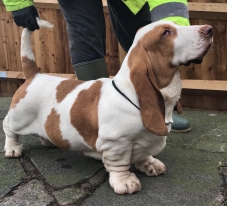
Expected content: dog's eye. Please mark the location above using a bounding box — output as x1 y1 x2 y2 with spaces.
162 30 171 38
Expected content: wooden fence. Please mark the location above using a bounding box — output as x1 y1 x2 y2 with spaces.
180 0 227 110
1 0 227 110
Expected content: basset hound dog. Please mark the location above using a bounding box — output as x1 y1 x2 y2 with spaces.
3 19 213 194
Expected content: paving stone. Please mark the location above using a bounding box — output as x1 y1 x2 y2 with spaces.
189 124 227 153
53 187 87 205
168 110 227 151
0 155 26 198
82 145 225 206
89 169 108 186
219 166 227 176
0 97 11 119
28 147 104 188
0 180 54 206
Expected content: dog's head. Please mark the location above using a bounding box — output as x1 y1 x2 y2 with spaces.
128 21 213 136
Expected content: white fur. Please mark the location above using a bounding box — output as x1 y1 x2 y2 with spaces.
21 18 53 60
161 70 181 124
3 20 212 194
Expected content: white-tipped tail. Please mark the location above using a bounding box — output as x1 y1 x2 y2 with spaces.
21 28 34 60
21 18 54 60
21 18 54 79
37 18 54 29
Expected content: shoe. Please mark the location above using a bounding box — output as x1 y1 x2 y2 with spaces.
171 113 191 133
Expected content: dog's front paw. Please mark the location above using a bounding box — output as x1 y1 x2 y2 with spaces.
109 172 141 194
135 156 166 176
4 144 23 158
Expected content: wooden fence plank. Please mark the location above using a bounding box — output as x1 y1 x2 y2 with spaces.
2 71 227 94
1 8 10 72
0 6 6 72
12 21 23 72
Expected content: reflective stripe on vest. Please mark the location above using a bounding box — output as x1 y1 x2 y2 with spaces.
162 16 190 26
150 2 189 22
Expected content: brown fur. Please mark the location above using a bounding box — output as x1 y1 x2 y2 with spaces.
44 108 71 150
10 57 38 109
129 24 178 136
56 79 84 103
21 56 39 79
10 79 32 109
70 81 103 150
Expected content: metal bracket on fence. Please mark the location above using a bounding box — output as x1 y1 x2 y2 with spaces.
0 71 6 82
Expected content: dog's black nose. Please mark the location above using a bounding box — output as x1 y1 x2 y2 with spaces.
200 25 213 37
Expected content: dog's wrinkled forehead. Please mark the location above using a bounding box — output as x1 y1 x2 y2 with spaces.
134 20 177 43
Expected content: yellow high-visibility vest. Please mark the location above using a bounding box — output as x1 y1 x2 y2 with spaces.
3 0 189 26
123 0 189 26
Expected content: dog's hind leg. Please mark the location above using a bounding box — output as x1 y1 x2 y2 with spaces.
3 115 23 158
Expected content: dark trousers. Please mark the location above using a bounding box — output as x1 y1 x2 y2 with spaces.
57 0 151 66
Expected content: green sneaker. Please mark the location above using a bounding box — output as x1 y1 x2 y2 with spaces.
171 113 191 133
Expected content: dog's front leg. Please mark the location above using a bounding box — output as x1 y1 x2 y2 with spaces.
101 139 141 194
135 156 166 176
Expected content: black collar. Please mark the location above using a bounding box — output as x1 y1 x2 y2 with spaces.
112 80 140 111
112 80 170 125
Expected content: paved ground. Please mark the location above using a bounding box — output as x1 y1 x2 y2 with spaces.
0 97 227 206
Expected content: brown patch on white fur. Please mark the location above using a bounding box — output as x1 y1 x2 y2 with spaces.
129 24 178 136
56 79 84 103
21 56 39 79
10 56 39 109
70 81 102 150
10 79 32 109
44 108 71 150
136 24 178 88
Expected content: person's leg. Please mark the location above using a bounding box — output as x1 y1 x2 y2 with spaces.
57 0 109 80
107 0 151 52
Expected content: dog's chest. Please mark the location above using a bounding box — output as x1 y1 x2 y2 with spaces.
130 130 167 163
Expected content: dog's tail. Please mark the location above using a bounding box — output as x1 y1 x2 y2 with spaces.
21 18 53 79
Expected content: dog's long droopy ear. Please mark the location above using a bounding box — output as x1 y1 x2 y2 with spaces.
176 101 183 114
129 46 168 136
